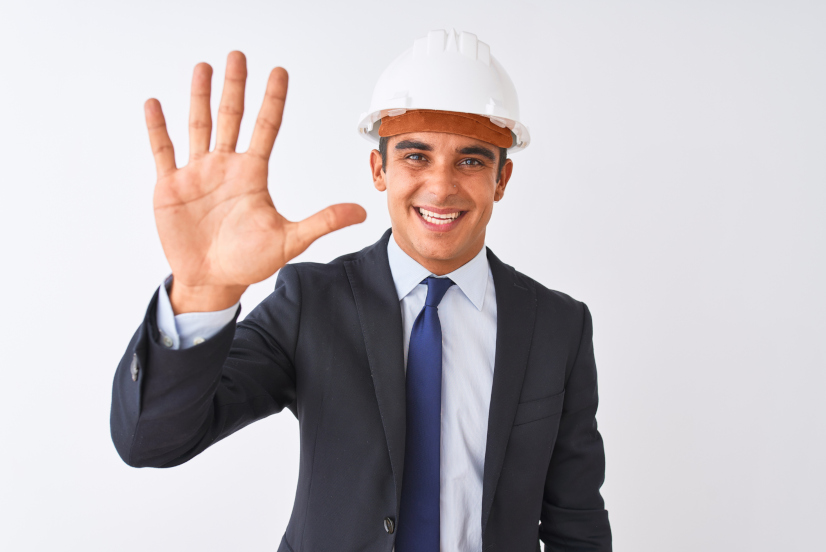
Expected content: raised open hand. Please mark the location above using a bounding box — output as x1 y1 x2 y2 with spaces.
146 52 366 313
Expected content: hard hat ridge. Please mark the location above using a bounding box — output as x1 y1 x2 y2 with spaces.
358 29 530 152
414 28 490 65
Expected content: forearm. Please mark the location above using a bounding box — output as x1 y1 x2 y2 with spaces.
110 267 301 468
110 289 241 467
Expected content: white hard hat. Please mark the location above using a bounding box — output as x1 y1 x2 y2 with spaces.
358 29 530 152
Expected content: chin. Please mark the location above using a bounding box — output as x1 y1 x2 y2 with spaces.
411 236 464 261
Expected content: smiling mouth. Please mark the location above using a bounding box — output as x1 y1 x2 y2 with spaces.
417 207 463 226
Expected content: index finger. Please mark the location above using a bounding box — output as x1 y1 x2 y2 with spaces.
247 67 288 160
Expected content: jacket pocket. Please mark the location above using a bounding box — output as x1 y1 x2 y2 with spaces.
513 390 565 426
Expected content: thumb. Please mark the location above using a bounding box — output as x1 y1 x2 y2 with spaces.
287 203 367 258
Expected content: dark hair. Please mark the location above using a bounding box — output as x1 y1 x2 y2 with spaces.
379 136 508 182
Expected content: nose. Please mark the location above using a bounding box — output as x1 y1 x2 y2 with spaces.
422 160 458 203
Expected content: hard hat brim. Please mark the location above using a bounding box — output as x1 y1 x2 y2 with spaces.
358 109 530 153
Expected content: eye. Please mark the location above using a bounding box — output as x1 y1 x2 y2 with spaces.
406 153 426 161
459 158 484 166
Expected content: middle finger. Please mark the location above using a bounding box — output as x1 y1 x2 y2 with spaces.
215 51 247 153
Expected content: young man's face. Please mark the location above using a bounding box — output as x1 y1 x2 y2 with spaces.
370 131 514 275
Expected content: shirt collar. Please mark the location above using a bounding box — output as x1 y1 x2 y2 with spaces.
386 233 490 311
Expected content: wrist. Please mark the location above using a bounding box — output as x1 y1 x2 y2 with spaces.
168 278 246 314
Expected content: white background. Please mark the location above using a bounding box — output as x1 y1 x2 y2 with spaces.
1 1 823 550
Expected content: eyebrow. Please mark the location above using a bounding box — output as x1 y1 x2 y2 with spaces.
394 140 432 151
458 145 496 162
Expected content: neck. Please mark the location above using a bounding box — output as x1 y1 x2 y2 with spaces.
392 231 485 276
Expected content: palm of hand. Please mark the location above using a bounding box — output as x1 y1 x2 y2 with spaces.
154 152 287 287
145 52 365 311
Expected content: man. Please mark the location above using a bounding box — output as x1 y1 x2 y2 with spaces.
111 29 611 551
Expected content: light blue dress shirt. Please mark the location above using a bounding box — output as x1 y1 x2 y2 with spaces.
155 274 238 349
156 237 497 551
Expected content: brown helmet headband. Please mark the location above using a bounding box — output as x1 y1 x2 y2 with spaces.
377 109 513 149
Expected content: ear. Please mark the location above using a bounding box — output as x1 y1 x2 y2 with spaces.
370 149 386 192
494 158 514 202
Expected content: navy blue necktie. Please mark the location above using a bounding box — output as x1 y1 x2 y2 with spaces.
396 277 454 551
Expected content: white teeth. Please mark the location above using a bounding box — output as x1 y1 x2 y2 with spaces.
418 208 460 225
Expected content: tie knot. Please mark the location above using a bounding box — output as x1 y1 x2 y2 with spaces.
423 276 454 307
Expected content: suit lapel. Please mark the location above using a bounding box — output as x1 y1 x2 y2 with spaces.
344 229 407 514
481 247 537 533
344 235 537 526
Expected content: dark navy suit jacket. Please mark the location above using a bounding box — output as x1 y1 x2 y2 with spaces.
110 230 612 551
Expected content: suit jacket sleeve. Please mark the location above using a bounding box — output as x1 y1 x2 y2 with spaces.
539 302 612 551
110 265 302 468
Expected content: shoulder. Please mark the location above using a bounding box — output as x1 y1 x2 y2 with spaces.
487 251 593 376
487 248 587 322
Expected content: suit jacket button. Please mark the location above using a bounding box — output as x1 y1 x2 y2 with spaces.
130 353 139 382
384 517 395 534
